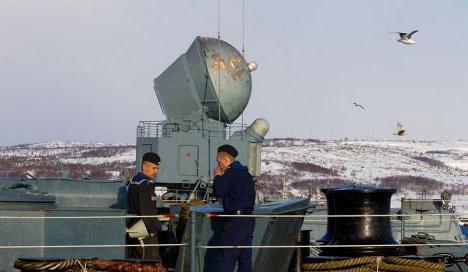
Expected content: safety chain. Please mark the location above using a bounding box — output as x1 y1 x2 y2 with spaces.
433 253 468 272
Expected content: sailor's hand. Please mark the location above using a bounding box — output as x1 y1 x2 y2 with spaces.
214 166 224 176
149 232 156 237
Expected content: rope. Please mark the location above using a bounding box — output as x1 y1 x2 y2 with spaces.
311 268 375 272
14 259 82 270
366 263 443 272
375 256 381 272
302 256 446 272
384 257 445 270
14 259 167 272
66 267 101 272
76 259 88 271
302 256 376 270
89 260 167 272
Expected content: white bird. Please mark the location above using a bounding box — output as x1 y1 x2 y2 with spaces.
392 30 418 45
393 122 406 136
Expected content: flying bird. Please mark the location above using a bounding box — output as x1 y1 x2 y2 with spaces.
392 30 418 45
393 122 406 136
352 102 365 110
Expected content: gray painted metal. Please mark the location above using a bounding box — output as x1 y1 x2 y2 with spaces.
303 196 467 271
176 198 310 272
417 243 468 272
154 36 252 123
305 198 465 243
0 179 127 271
392 198 465 242
136 121 264 187
137 37 266 190
0 178 126 209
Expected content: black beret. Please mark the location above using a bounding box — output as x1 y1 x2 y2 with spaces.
217 144 238 158
142 152 161 165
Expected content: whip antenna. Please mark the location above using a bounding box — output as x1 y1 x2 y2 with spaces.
217 0 222 123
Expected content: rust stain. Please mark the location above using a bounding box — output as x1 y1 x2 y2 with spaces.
211 54 227 71
229 56 244 81
210 54 246 81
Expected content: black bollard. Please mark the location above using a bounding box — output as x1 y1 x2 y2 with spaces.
316 188 334 244
321 185 399 257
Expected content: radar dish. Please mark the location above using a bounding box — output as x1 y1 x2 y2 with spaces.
154 36 252 123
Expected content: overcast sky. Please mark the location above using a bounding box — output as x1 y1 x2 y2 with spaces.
1 1 468 145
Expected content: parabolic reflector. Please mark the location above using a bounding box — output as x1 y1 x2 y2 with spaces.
154 36 252 123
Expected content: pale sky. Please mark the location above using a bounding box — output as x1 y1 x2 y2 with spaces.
1 1 468 145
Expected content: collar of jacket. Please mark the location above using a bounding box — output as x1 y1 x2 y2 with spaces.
228 161 249 172
131 172 155 184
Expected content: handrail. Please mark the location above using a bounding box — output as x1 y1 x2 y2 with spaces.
199 242 468 249
0 243 187 249
1 213 466 219
136 120 247 138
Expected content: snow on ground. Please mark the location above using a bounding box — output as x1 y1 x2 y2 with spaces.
60 149 136 165
0 141 135 163
261 139 468 211
262 139 468 185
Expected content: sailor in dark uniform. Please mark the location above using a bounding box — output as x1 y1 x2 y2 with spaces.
126 152 162 261
213 145 256 272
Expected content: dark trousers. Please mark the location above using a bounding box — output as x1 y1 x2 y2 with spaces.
218 218 255 272
126 234 161 261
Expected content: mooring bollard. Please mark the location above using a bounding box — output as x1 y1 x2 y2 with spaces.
190 210 196 272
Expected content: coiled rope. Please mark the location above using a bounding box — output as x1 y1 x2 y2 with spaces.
14 259 82 270
311 268 374 272
302 257 377 270
385 256 445 270
14 259 167 272
302 256 445 272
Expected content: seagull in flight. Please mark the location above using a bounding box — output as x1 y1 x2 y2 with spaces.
392 30 418 45
352 102 365 110
393 122 406 136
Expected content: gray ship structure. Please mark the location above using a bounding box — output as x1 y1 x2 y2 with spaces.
1 36 467 272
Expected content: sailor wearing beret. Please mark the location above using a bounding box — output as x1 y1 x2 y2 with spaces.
127 152 162 261
213 145 256 272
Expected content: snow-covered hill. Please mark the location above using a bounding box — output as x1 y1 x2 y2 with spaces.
260 139 468 211
1 139 467 210
0 141 135 180
262 138 468 184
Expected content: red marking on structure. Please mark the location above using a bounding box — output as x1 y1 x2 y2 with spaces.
187 153 191 157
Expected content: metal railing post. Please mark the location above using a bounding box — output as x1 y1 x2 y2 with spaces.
190 210 196 272
401 215 406 239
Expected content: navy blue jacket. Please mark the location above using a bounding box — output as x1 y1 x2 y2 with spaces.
127 172 161 233
213 161 255 213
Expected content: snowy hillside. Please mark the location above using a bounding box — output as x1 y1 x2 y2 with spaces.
260 139 468 211
0 141 135 180
262 139 468 184
0 139 467 211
